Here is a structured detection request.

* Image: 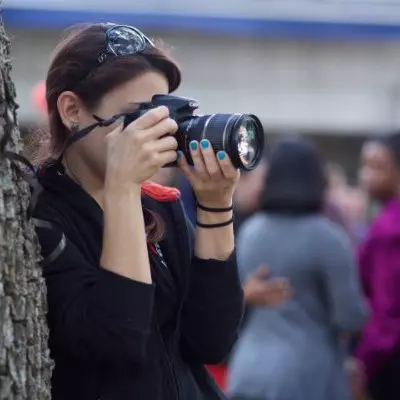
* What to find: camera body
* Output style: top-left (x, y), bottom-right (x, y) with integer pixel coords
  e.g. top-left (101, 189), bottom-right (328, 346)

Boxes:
top-left (123, 94), bottom-right (264, 171)
top-left (123, 95), bottom-right (198, 167)
top-left (123, 94), bottom-right (199, 125)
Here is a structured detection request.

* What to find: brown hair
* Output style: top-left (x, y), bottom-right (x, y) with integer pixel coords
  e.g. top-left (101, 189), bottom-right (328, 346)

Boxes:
top-left (45, 23), bottom-right (182, 242)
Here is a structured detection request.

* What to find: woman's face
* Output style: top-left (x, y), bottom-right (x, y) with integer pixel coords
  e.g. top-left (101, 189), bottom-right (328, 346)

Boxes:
top-left (70, 70), bottom-right (169, 181)
top-left (360, 141), bottom-right (400, 200)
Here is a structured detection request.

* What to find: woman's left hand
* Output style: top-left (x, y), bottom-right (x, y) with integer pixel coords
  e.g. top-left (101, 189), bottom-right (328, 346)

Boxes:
top-left (177, 139), bottom-right (240, 207)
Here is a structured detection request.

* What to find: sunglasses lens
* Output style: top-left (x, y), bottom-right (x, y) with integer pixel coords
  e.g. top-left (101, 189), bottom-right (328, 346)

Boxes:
top-left (108, 26), bottom-right (147, 55)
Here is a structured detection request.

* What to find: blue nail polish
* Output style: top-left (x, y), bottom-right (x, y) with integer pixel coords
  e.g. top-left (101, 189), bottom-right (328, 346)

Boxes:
top-left (217, 151), bottom-right (226, 160)
top-left (200, 139), bottom-right (209, 149)
top-left (190, 141), bottom-right (198, 151)
top-left (177, 150), bottom-right (182, 159)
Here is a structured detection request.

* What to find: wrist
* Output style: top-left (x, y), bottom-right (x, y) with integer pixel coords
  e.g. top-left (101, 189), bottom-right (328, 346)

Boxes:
top-left (104, 179), bottom-right (142, 196)
top-left (196, 198), bottom-right (233, 210)
top-left (104, 182), bottom-right (142, 206)
top-left (196, 202), bottom-right (233, 213)
top-left (196, 196), bottom-right (233, 225)
top-left (196, 208), bottom-right (233, 226)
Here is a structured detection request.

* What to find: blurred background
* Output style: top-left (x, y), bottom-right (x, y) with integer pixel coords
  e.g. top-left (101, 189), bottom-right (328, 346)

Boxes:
top-left (4, 3), bottom-right (400, 399)
top-left (4, 0), bottom-right (400, 182)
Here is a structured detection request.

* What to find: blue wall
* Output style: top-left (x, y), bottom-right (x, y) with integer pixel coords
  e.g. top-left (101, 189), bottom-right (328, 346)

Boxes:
top-left (3, 7), bottom-right (400, 39)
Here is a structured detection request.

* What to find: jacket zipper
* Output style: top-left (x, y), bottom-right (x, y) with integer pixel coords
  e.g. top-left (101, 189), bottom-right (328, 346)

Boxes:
top-left (157, 326), bottom-right (181, 400)
top-left (158, 201), bottom-right (192, 400)
top-left (166, 340), bottom-right (182, 400)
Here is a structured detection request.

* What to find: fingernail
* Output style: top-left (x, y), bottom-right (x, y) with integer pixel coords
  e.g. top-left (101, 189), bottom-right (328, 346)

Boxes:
top-left (177, 150), bottom-right (182, 159)
top-left (200, 139), bottom-right (209, 149)
top-left (190, 141), bottom-right (198, 151)
top-left (217, 151), bottom-right (226, 160)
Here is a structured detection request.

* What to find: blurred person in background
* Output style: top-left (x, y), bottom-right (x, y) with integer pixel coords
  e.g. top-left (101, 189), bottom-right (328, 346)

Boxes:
top-left (326, 162), bottom-right (349, 206)
top-left (323, 197), bottom-right (356, 245)
top-left (31, 23), bottom-right (244, 400)
top-left (234, 154), bottom-right (291, 324)
top-left (325, 161), bottom-right (369, 244)
top-left (232, 155), bottom-right (268, 232)
top-left (228, 138), bottom-right (368, 400)
top-left (344, 187), bottom-right (368, 243)
top-left (324, 162), bottom-right (360, 244)
top-left (355, 132), bottom-right (400, 400)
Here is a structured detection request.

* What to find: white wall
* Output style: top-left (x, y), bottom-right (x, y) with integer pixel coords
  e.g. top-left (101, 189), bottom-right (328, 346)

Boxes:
top-left (9, 28), bottom-right (400, 134)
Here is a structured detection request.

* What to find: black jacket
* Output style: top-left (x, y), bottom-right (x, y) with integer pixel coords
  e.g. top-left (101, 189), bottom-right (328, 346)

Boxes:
top-left (33, 164), bottom-right (243, 400)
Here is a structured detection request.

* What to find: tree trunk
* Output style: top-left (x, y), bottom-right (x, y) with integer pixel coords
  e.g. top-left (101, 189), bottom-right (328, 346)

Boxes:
top-left (0, 16), bottom-right (52, 400)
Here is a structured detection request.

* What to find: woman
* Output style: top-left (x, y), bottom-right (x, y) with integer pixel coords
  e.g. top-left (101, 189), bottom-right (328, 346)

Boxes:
top-left (227, 138), bottom-right (368, 400)
top-left (355, 132), bottom-right (400, 400)
top-left (32, 23), bottom-right (243, 399)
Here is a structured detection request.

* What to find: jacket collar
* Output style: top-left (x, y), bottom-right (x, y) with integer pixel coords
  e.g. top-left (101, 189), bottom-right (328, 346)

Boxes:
top-left (37, 162), bottom-right (181, 229)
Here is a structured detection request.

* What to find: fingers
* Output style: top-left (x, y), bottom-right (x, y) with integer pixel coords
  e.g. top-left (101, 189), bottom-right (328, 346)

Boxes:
top-left (157, 150), bottom-right (178, 167)
top-left (145, 117), bottom-right (178, 141)
top-left (262, 278), bottom-right (292, 305)
top-left (151, 135), bottom-right (178, 153)
top-left (188, 140), bottom-right (209, 180)
top-left (217, 150), bottom-right (240, 180)
top-left (269, 278), bottom-right (292, 296)
top-left (146, 136), bottom-right (178, 168)
top-left (198, 139), bottom-right (222, 179)
top-left (125, 106), bottom-right (178, 142)
top-left (177, 150), bottom-right (197, 185)
top-left (130, 106), bottom-right (170, 131)
top-left (253, 265), bottom-right (269, 279)
top-left (147, 118), bottom-right (178, 140)
top-left (188, 139), bottom-right (239, 182)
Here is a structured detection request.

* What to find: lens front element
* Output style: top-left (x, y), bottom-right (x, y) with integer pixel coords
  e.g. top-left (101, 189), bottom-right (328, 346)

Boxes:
top-left (230, 115), bottom-right (264, 171)
top-left (237, 117), bottom-right (259, 169)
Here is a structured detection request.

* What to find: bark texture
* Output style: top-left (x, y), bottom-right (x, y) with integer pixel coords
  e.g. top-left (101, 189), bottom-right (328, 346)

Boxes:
top-left (0, 15), bottom-right (52, 400)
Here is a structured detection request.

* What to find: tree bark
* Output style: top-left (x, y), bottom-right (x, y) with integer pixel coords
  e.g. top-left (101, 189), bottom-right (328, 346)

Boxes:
top-left (0, 16), bottom-right (52, 400)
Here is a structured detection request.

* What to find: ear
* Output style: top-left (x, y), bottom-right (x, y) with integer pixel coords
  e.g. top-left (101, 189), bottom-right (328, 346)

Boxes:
top-left (57, 91), bottom-right (85, 131)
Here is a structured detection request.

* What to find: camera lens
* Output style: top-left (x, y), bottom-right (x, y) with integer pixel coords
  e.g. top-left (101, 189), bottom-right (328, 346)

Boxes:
top-left (178, 113), bottom-right (265, 171)
top-left (232, 116), bottom-right (262, 170)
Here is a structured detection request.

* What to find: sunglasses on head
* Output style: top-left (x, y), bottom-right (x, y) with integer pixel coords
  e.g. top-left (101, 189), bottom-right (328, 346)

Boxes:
top-left (97, 23), bottom-right (155, 64)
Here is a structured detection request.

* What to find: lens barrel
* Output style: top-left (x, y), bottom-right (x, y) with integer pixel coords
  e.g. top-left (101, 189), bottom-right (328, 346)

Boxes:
top-left (178, 113), bottom-right (264, 171)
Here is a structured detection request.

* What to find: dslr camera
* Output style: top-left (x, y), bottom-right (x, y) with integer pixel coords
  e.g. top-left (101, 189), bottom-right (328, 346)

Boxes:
top-left (123, 94), bottom-right (265, 171)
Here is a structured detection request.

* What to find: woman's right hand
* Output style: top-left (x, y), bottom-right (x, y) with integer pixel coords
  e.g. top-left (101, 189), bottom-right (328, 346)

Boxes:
top-left (105, 106), bottom-right (178, 188)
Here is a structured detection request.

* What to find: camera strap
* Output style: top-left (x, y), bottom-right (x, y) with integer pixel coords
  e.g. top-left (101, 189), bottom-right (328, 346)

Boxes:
top-left (55, 113), bottom-right (127, 165)
top-left (1, 97), bottom-right (149, 258)
top-left (55, 109), bottom-right (146, 167)
top-left (0, 79), bottom-right (156, 266)
top-left (0, 108), bottom-right (130, 221)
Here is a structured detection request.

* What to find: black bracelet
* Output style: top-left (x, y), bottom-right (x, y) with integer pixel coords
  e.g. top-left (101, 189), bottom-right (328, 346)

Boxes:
top-left (196, 217), bottom-right (234, 229)
top-left (196, 202), bottom-right (233, 213)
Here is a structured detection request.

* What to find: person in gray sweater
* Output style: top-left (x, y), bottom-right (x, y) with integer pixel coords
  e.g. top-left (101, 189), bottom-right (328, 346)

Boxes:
top-left (228, 138), bottom-right (368, 400)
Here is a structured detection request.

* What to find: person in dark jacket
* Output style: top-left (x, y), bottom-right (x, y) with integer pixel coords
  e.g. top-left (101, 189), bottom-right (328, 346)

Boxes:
top-left (32, 23), bottom-right (243, 400)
